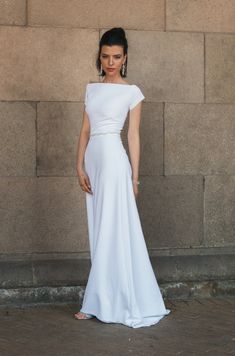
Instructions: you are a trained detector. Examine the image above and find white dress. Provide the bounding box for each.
[80,82,171,328]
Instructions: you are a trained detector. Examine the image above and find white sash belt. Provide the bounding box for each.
[90,131,120,136]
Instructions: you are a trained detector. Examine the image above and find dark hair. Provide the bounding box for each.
[96,27,128,78]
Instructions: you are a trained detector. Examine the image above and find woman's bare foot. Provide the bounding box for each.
[74,311,93,319]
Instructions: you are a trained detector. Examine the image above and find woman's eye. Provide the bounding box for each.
[101,55,121,59]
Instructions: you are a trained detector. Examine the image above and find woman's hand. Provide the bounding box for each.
[132,180,139,199]
[77,168,93,194]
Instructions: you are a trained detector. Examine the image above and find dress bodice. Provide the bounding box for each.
[84,83,145,135]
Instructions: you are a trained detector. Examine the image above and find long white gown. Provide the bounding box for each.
[80,82,171,328]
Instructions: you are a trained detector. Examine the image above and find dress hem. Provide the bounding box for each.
[79,308,171,329]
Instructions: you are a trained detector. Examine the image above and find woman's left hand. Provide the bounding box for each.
[132,181,139,199]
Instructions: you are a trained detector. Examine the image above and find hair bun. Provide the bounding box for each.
[114,27,126,38]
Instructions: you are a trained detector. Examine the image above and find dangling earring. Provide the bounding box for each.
[99,63,103,76]
[121,63,125,76]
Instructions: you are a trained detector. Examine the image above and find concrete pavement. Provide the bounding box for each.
[0,297,234,356]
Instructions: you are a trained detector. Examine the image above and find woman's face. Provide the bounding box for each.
[100,45,126,77]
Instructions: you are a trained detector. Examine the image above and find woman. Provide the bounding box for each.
[74,27,170,328]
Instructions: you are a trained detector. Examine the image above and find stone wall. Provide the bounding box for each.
[0,0,234,304]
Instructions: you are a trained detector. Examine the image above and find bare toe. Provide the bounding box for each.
[74,311,88,319]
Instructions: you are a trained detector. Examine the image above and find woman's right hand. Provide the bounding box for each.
[77,169,93,194]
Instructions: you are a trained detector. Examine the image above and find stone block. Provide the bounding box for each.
[0,260,33,288]
[28,0,165,30]
[37,102,83,176]
[0,26,98,101]
[206,34,235,103]
[151,253,235,283]
[165,103,235,175]
[0,178,37,253]
[0,102,36,176]
[32,177,89,252]
[0,177,89,253]
[166,0,235,33]
[125,30,204,103]
[122,103,163,175]
[204,175,235,246]
[140,103,164,175]
[33,258,90,287]
[0,0,26,25]
[0,249,234,290]
[138,175,203,248]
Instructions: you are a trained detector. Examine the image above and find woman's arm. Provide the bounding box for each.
[76,109,92,194]
[127,102,143,198]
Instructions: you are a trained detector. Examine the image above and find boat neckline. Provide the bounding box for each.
[88,82,134,86]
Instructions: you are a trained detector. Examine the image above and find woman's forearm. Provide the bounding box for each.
[76,130,89,173]
[127,132,140,180]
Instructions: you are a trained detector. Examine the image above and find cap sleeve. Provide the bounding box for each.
[129,85,145,111]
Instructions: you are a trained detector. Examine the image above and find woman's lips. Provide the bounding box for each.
[107,68,115,71]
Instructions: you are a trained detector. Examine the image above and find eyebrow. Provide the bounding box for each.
[101,53,122,56]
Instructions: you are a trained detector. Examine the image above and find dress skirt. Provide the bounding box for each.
[80,132,170,328]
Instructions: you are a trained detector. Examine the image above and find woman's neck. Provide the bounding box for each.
[102,75,124,84]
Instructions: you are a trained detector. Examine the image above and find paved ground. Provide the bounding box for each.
[0,297,234,356]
